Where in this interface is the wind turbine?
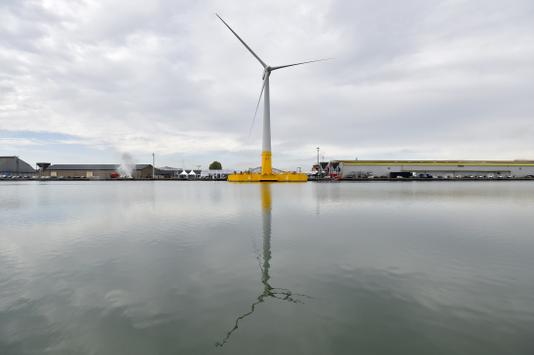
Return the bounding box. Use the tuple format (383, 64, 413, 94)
(216, 14, 327, 181)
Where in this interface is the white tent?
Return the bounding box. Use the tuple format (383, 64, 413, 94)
(188, 170, 197, 177)
(180, 170, 188, 177)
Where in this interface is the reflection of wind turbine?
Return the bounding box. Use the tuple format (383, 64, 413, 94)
(216, 14, 328, 182)
(216, 184, 309, 347)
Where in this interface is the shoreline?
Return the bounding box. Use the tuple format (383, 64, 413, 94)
(1, 177, 534, 182)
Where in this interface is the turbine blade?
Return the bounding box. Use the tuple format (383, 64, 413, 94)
(271, 58, 332, 71)
(216, 13, 267, 68)
(249, 79, 266, 137)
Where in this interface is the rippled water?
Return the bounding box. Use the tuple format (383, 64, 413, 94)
(1, 181, 534, 355)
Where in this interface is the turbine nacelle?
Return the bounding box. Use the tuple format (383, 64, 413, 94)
(262, 67, 272, 80)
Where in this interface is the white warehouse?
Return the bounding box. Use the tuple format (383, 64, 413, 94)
(327, 160, 534, 179)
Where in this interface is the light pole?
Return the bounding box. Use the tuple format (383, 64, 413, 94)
(316, 147, 321, 178)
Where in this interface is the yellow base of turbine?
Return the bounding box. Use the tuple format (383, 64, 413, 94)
(261, 151, 272, 175)
(228, 172, 308, 182)
(229, 149, 307, 182)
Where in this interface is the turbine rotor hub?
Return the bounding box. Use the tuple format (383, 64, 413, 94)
(262, 66, 271, 80)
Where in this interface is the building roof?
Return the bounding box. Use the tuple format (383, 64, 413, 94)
(48, 164, 152, 171)
(333, 160, 534, 167)
(157, 166, 181, 171)
(0, 156, 35, 173)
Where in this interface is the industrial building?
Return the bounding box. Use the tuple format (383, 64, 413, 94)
(0, 156, 35, 176)
(200, 169, 234, 180)
(42, 164, 154, 179)
(327, 160, 534, 179)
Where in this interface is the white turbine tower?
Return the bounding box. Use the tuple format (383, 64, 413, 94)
(216, 14, 327, 181)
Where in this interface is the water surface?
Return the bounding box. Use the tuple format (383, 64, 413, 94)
(1, 181, 533, 354)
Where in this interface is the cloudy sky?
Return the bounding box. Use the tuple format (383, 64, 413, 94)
(1, 0, 533, 170)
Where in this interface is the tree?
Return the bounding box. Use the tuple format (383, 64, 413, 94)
(209, 161, 222, 170)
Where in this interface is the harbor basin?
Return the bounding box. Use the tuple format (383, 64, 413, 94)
(1, 181, 533, 354)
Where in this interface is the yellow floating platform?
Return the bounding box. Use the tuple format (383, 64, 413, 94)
(228, 172, 308, 182)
